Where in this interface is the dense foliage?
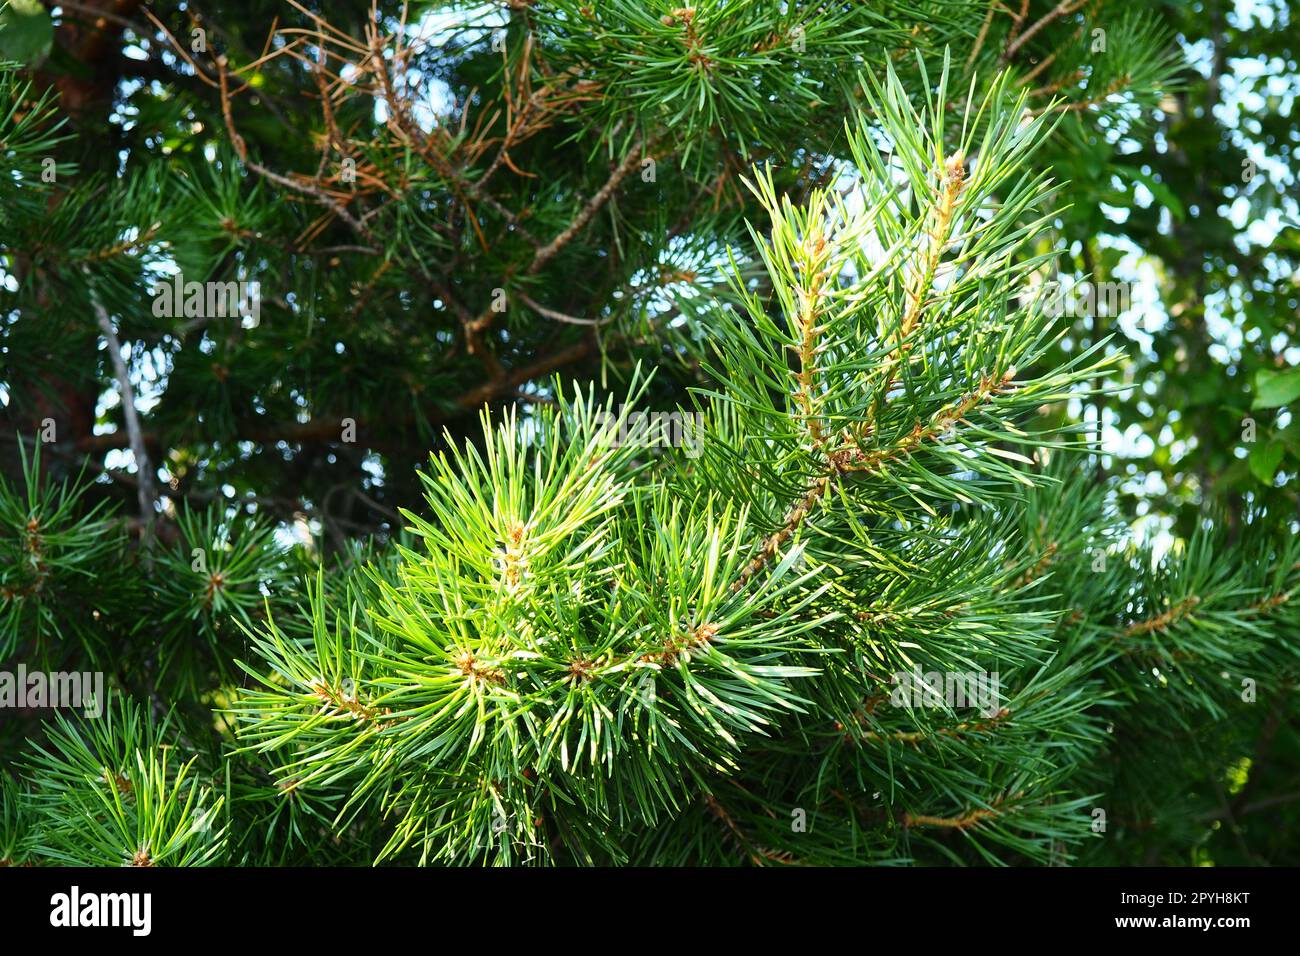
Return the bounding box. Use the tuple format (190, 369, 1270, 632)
(0, 0, 1296, 866)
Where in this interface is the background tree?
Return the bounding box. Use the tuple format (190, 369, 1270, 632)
(0, 0, 1296, 866)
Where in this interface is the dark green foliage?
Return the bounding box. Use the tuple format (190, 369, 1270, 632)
(18, 699, 227, 867)
(0, 442, 132, 663)
(0, 1, 1296, 868)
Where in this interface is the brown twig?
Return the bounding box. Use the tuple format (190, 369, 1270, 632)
(732, 368, 1018, 592)
(1120, 595, 1202, 638)
(903, 790, 1024, 830)
(1002, 0, 1086, 63)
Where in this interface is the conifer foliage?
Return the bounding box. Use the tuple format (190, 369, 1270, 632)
(1, 1, 1296, 867)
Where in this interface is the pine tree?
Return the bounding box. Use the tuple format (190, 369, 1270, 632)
(1, 2, 1295, 868)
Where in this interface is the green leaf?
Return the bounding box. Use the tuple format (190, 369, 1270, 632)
(1278, 422, 1300, 460)
(1252, 368, 1300, 409)
(0, 0, 54, 65)
(1247, 440, 1285, 485)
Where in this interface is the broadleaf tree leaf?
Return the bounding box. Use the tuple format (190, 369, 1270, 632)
(0, 0, 54, 66)
(1252, 368, 1300, 409)
(1247, 440, 1285, 485)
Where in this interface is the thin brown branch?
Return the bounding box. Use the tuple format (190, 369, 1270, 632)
(853, 709, 1011, 746)
(732, 368, 1018, 593)
(1002, 0, 1086, 63)
(215, 55, 373, 239)
(903, 791, 1024, 830)
(527, 136, 646, 275)
(1120, 595, 1202, 639)
(1026, 74, 1133, 118)
(516, 291, 605, 327)
(965, 0, 1001, 68)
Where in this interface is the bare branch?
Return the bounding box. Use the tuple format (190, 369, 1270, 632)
(87, 277, 158, 549)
